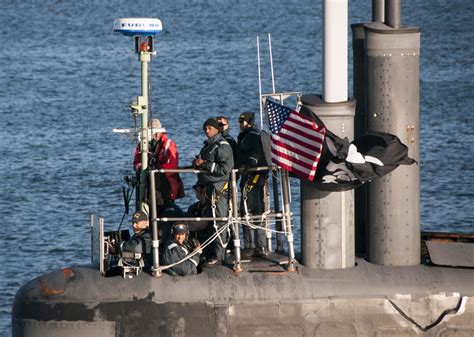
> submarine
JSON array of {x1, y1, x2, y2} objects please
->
[{"x1": 12, "y1": 1, "x2": 474, "y2": 336}]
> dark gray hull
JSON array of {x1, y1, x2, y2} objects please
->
[{"x1": 12, "y1": 257, "x2": 474, "y2": 336}]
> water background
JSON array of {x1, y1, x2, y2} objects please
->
[{"x1": 1, "y1": 0, "x2": 473, "y2": 335}]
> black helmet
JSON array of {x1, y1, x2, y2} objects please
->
[{"x1": 171, "y1": 223, "x2": 189, "y2": 237}]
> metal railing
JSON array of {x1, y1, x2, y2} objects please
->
[
  {"x1": 92, "y1": 165, "x2": 297, "y2": 277},
  {"x1": 148, "y1": 165, "x2": 296, "y2": 274}
]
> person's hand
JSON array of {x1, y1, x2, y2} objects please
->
[
  {"x1": 134, "y1": 163, "x2": 142, "y2": 171},
  {"x1": 194, "y1": 243, "x2": 203, "y2": 254},
  {"x1": 107, "y1": 239, "x2": 116, "y2": 254},
  {"x1": 194, "y1": 158, "x2": 205, "y2": 167}
]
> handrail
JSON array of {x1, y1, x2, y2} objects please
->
[
  {"x1": 153, "y1": 213, "x2": 286, "y2": 223},
  {"x1": 150, "y1": 166, "x2": 272, "y2": 174},
  {"x1": 146, "y1": 164, "x2": 296, "y2": 273}
]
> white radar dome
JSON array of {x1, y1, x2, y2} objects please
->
[{"x1": 113, "y1": 18, "x2": 163, "y2": 36}]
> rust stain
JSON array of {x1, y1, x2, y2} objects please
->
[
  {"x1": 62, "y1": 268, "x2": 75, "y2": 279},
  {"x1": 39, "y1": 278, "x2": 64, "y2": 297}
]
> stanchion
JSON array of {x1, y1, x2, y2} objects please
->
[
  {"x1": 149, "y1": 171, "x2": 162, "y2": 277},
  {"x1": 281, "y1": 169, "x2": 296, "y2": 272},
  {"x1": 231, "y1": 169, "x2": 243, "y2": 272}
]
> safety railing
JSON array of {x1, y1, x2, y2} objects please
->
[
  {"x1": 92, "y1": 166, "x2": 297, "y2": 278},
  {"x1": 147, "y1": 165, "x2": 297, "y2": 275}
]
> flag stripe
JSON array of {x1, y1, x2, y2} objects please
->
[
  {"x1": 276, "y1": 161, "x2": 316, "y2": 180},
  {"x1": 271, "y1": 147, "x2": 317, "y2": 171},
  {"x1": 277, "y1": 129, "x2": 324, "y2": 152},
  {"x1": 285, "y1": 112, "x2": 324, "y2": 135},
  {"x1": 271, "y1": 138, "x2": 320, "y2": 163},
  {"x1": 282, "y1": 122, "x2": 324, "y2": 144},
  {"x1": 286, "y1": 112, "x2": 326, "y2": 132}
]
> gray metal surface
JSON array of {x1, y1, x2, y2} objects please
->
[
  {"x1": 372, "y1": 0, "x2": 384, "y2": 22},
  {"x1": 91, "y1": 215, "x2": 100, "y2": 268},
  {"x1": 385, "y1": 0, "x2": 402, "y2": 28},
  {"x1": 299, "y1": 95, "x2": 356, "y2": 270},
  {"x1": 364, "y1": 22, "x2": 421, "y2": 266},
  {"x1": 12, "y1": 260, "x2": 474, "y2": 336},
  {"x1": 12, "y1": 320, "x2": 115, "y2": 337},
  {"x1": 426, "y1": 241, "x2": 474, "y2": 267}
]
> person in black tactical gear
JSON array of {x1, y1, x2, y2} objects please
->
[
  {"x1": 216, "y1": 116, "x2": 237, "y2": 165},
  {"x1": 186, "y1": 182, "x2": 207, "y2": 219},
  {"x1": 157, "y1": 201, "x2": 185, "y2": 251},
  {"x1": 192, "y1": 118, "x2": 234, "y2": 265},
  {"x1": 186, "y1": 182, "x2": 209, "y2": 244},
  {"x1": 237, "y1": 112, "x2": 269, "y2": 257},
  {"x1": 118, "y1": 210, "x2": 153, "y2": 271},
  {"x1": 162, "y1": 223, "x2": 201, "y2": 276}
]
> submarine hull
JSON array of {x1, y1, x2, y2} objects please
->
[{"x1": 12, "y1": 257, "x2": 474, "y2": 336}]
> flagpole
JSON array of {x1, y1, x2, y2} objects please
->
[{"x1": 257, "y1": 36, "x2": 263, "y2": 129}]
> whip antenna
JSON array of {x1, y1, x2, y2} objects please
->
[
  {"x1": 268, "y1": 33, "x2": 276, "y2": 95},
  {"x1": 257, "y1": 35, "x2": 263, "y2": 128}
]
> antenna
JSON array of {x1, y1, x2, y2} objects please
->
[
  {"x1": 258, "y1": 34, "x2": 302, "y2": 108},
  {"x1": 113, "y1": 18, "x2": 163, "y2": 37},
  {"x1": 268, "y1": 33, "x2": 276, "y2": 95},
  {"x1": 113, "y1": 17, "x2": 164, "y2": 277},
  {"x1": 112, "y1": 17, "x2": 163, "y2": 211},
  {"x1": 257, "y1": 33, "x2": 279, "y2": 130},
  {"x1": 257, "y1": 36, "x2": 263, "y2": 129}
]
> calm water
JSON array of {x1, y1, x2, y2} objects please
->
[{"x1": 1, "y1": 0, "x2": 473, "y2": 335}]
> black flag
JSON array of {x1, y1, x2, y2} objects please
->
[{"x1": 298, "y1": 105, "x2": 417, "y2": 192}]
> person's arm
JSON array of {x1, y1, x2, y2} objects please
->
[
  {"x1": 243, "y1": 131, "x2": 264, "y2": 168},
  {"x1": 163, "y1": 244, "x2": 197, "y2": 276},
  {"x1": 133, "y1": 144, "x2": 141, "y2": 171},
  {"x1": 160, "y1": 138, "x2": 179, "y2": 169},
  {"x1": 200, "y1": 142, "x2": 234, "y2": 178},
  {"x1": 162, "y1": 242, "x2": 175, "y2": 266}
]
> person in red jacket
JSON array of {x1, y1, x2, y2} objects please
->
[{"x1": 133, "y1": 119, "x2": 185, "y2": 205}]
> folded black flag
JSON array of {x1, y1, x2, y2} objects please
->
[{"x1": 298, "y1": 105, "x2": 417, "y2": 192}]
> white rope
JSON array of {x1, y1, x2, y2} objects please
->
[
  {"x1": 157, "y1": 220, "x2": 233, "y2": 272},
  {"x1": 237, "y1": 218, "x2": 289, "y2": 235},
  {"x1": 156, "y1": 216, "x2": 289, "y2": 272},
  {"x1": 241, "y1": 187, "x2": 289, "y2": 236}
]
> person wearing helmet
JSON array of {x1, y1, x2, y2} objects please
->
[{"x1": 162, "y1": 223, "x2": 202, "y2": 276}]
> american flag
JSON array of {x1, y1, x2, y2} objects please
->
[{"x1": 265, "y1": 99, "x2": 326, "y2": 181}]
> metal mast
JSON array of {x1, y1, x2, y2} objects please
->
[{"x1": 300, "y1": 0, "x2": 355, "y2": 269}]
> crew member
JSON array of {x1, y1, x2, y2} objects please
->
[
  {"x1": 119, "y1": 210, "x2": 153, "y2": 270},
  {"x1": 216, "y1": 115, "x2": 237, "y2": 164},
  {"x1": 186, "y1": 182, "x2": 207, "y2": 219},
  {"x1": 133, "y1": 118, "x2": 185, "y2": 207},
  {"x1": 237, "y1": 112, "x2": 268, "y2": 257},
  {"x1": 192, "y1": 118, "x2": 234, "y2": 265},
  {"x1": 186, "y1": 182, "x2": 209, "y2": 244},
  {"x1": 162, "y1": 223, "x2": 201, "y2": 276}
]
